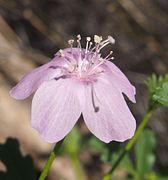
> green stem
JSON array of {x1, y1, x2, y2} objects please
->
[
  {"x1": 39, "y1": 139, "x2": 64, "y2": 180},
  {"x1": 103, "y1": 110, "x2": 153, "y2": 180},
  {"x1": 70, "y1": 154, "x2": 85, "y2": 180}
]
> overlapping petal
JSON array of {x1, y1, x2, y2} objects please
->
[
  {"x1": 104, "y1": 61, "x2": 136, "y2": 103},
  {"x1": 10, "y1": 59, "x2": 63, "y2": 100},
  {"x1": 31, "y1": 78, "x2": 82, "y2": 143},
  {"x1": 82, "y1": 76, "x2": 136, "y2": 143}
]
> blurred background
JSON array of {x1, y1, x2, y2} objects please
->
[{"x1": 0, "y1": 0, "x2": 168, "y2": 179}]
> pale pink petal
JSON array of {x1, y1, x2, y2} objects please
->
[
  {"x1": 10, "y1": 58, "x2": 63, "y2": 100},
  {"x1": 103, "y1": 61, "x2": 136, "y2": 103},
  {"x1": 82, "y1": 76, "x2": 136, "y2": 143},
  {"x1": 31, "y1": 78, "x2": 82, "y2": 143}
]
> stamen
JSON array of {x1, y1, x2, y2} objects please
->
[
  {"x1": 59, "y1": 49, "x2": 76, "y2": 70},
  {"x1": 68, "y1": 39, "x2": 74, "y2": 53},
  {"x1": 90, "y1": 61, "x2": 104, "y2": 73},
  {"x1": 97, "y1": 36, "x2": 115, "y2": 52},
  {"x1": 91, "y1": 35, "x2": 103, "y2": 54},
  {"x1": 86, "y1": 37, "x2": 91, "y2": 42},
  {"x1": 94, "y1": 35, "x2": 102, "y2": 44},
  {"x1": 85, "y1": 37, "x2": 91, "y2": 54},
  {"x1": 98, "y1": 42, "x2": 110, "y2": 51},
  {"x1": 88, "y1": 42, "x2": 93, "y2": 50},
  {"x1": 77, "y1": 34, "x2": 82, "y2": 51},
  {"x1": 108, "y1": 36, "x2": 115, "y2": 44},
  {"x1": 59, "y1": 49, "x2": 64, "y2": 57},
  {"x1": 77, "y1": 34, "x2": 81, "y2": 40},
  {"x1": 104, "y1": 51, "x2": 113, "y2": 60},
  {"x1": 68, "y1": 39, "x2": 74, "y2": 48},
  {"x1": 58, "y1": 35, "x2": 115, "y2": 80}
]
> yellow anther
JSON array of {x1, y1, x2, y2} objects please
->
[
  {"x1": 86, "y1": 37, "x2": 91, "y2": 41},
  {"x1": 68, "y1": 39, "x2": 74, "y2": 45},
  {"x1": 59, "y1": 49, "x2": 64, "y2": 57},
  {"x1": 77, "y1": 34, "x2": 81, "y2": 40},
  {"x1": 94, "y1": 35, "x2": 103, "y2": 44}
]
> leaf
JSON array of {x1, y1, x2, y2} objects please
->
[
  {"x1": 153, "y1": 82, "x2": 168, "y2": 106},
  {"x1": 145, "y1": 74, "x2": 168, "y2": 109},
  {"x1": 135, "y1": 130, "x2": 156, "y2": 180}
]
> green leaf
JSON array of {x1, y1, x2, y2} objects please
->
[
  {"x1": 153, "y1": 82, "x2": 168, "y2": 106},
  {"x1": 145, "y1": 74, "x2": 168, "y2": 109},
  {"x1": 135, "y1": 130, "x2": 156, "y2": 179}
]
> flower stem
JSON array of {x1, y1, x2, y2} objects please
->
[
  {"x1": 103, "y1": 110, "x2": 153, "y2": 180},
  {"x1": 70, "y1": 154, "x2": 85, "y2": 180},
  {"x1": 39, "y1": 139, "x2": 64, "y2": 180}
]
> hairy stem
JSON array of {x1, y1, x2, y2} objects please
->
[
  {"x1": 103, "y1": 110, "x2": 153, "y2": 180},
  {"x1": 39, "y1": 139, "x2": 64, "y2": 180}
]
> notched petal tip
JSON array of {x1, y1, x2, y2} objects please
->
[
  {"x1": 127, "y1": 84, "x2": 136, "y2": 103},
  {"x1": 104, "y1": 61, "x2": 137, "y2": 103}
]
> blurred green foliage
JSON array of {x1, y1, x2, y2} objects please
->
[
  {"x1": 145, "y1": 74, "x2": 168, "y2": 110},
  {"x1": 63, "y1": 126, "x2": 82, "y2": 155},
  {"x1": 89, "y1": 129, "x2": 168, "y2": 180},
  {"x1": 1, "y1": 74, "x2": 168, "y2": 180},
  {"x1": 135, "y1": 130, "x2": 156, "y2": 180}
]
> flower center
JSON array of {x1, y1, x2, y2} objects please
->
[{"x1": 53, "y1": 35, "x2": 115, "y2": 81}]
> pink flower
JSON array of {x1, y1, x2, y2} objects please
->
[{"x1": 10, "y1": 35, "x2": 136, "y2": 143}]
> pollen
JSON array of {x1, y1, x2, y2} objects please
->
[
  {"x1": 94, "y1": 35, "x2": 102, "y2": 44},
  {"x1": 59, "y1": 49, "x2": 64, "y2": 57}
]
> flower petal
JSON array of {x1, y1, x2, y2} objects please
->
[
  {"x1": 31, "y1": 78, "x2": 82, "y2": 143},
  {"x1": 10, "y1": 59, "x2": 63, "y2": 100},
  {"x1": 82, "y1": 76, "x2": 136, "y2": 143},
  {"x1": 104, "y1": 61, "x2": 136, "y2": 103}
]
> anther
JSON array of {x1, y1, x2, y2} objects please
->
[
  {"x1": 89, "y1": 42, "x2": 93, "y2": 50},
  {"x1": 94, "y1": 35, "x2": 103, "y2": 44},
  {"x1": 108, "y1": 36, "x2": 115, "y2": 44},
  {"x1": 77, "y1": 34, "x2": 82, "y2": 51},
  {"x1": 104, "y1": 51, "x2": 113, "y2": 60},
  {"x1": 68, "y1": 39, "x2": 74, "y2": 45},
  {"x1": 86, "y1": 37, "x2": 91, "y2": 42},
  {"x1": 85, "y1": 37, "x2": 91, "y2": 55},
  {"x1": 77, "y1": 34, "x2": 81, "y2": 40},
  {"x1": 59, "y1": 49, "x2": 64, "y2": 57}
]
